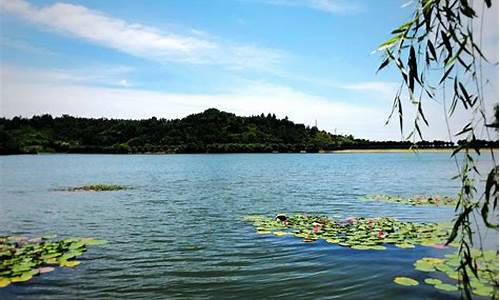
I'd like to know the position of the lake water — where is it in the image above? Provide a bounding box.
[0,153,497,299]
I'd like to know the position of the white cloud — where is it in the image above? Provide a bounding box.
[343,81,399,99]
[117,80,130,87]
[1,65,403,140]
[0,0,284,69]
[256,0,362,14]
[0,64,132,87]
[2,64,484,140]
[0,36,55,56]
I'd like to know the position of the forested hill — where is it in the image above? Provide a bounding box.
[0,108,493,154]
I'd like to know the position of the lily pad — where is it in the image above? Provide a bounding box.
[272,231,287,236]
[414,260,435,272]
[411,249,498,297]
[472,284,495,297]
[10,273,32,283]
[60,260,80,268]
[434,283,458,292]
[395,243,415,249]
[244,214,452,251]
[394,276,419,286]
[424,278,442,285]
[0,235,106,288]
[0,278,10,288]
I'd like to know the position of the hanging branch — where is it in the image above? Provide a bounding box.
[377,0,498,299]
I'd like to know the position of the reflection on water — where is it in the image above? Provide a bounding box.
[0,153,497,299]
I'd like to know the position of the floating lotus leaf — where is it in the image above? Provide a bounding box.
[10,273,32,283]
[420,257,444,265]
[45,258,59,265]
[414,261,435,272]
[41,253,61,260]
[395,243,415,249]
[257,230,271,235]
[350,245,371,250]
[394,276,419,286]
[411,249,498,297]
[435,264,454,274]
[272,231,287,236]
[0,278,10,288]
[434,283,458,292]
[424,278,442,285]
[325,238,339,244]
[472,284,495,297]
[0,235,106,288]
[69,241,85,249]
[244,213,451,250]
[368,245,386,250]
[60,260,80,268]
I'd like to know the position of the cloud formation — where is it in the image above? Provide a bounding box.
[257,0,361,14]
[1,65,398,140]
[0,0,284,69]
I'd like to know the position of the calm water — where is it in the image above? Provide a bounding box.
[0,153,497,299]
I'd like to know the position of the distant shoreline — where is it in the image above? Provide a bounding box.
[2,147,498,156]
[326,148,454,154]
[325,148,498,154]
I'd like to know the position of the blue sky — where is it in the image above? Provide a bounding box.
[1,0,498,140]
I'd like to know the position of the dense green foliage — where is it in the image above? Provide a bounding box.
[0,109,495,154]
[377,0,498,298]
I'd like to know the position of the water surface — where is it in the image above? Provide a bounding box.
[0,153,496,299]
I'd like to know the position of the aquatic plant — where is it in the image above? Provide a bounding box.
[65,184,128,192]
[244,214,451,249]
[412,250,498,298]
[0,235,107,288]
[362,194,458,207]
[394,276,419,286]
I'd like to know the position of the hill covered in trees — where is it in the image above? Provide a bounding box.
[0,109,495,154]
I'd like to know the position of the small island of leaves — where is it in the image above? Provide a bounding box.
[63,184,129,192]
[244,214,452,250]
[361,194,458,207]
[0,235,107,288]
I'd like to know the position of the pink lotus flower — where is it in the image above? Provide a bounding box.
[312,223,321,233]
[377,231,384,238]
[431,244,447,249]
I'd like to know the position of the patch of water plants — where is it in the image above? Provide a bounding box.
[63,184,128,192]
[393,249,498,298]
[0,235,107,288]
[361,194,458,207]
[244,214,452,250]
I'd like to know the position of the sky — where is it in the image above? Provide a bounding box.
[0,0,498,140]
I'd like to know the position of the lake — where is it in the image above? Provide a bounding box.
[0,153,497,299]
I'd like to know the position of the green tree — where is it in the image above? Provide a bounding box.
[378,0,498,298]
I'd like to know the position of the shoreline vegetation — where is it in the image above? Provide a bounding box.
[59,184,128,192]
[1,109,497,155]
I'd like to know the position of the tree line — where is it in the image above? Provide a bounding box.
[0,109,496,154]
